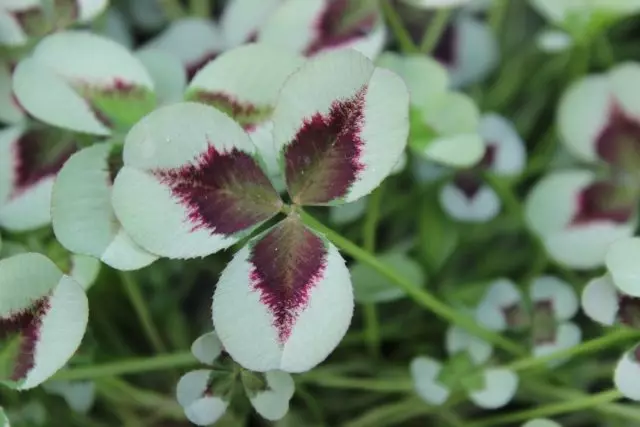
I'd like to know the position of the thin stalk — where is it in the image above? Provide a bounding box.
[362,186,384,357]
[189,0,211,18]
[295,384,328,427]
[595,35,616,67]
[379,0,418,53]
[53,352,195,381]
[438,409,466,427]
[466,389,622,427]
[99,377,185,419]
[489,0,509,34]
[527,380,640,421]
[508,328,640,372]
[300,210,524,356]
[97,384,146,427]
[119,272,166,353]
[569,42,591,81]
[362,305,380,358]
[299,372,412,392]
[344,397,434,427]
[363,186,383,254]
[158,0,186,19]
[420,9,452,54]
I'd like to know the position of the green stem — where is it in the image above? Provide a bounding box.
[438,409,466,427]
[362,304,380,358]
[299,371,412,392]
[295,383,327,427]
[119,272,166,353]
[300,210,524,356]
[158,0,186,20]
[363,187,383,252]
[97,383,146,427]
[595,35,616,67]
[488,0,509,34]
[379,0,418,53]
[344,397,434,427]
[466,389,622,427]
[52,352,195,381]
[519,128,556,181]
[508,328,640,372]
[362,186,384,358]
[98,377,185,419]
[189,0,211,18]
[526,381,640,421]
[569,42,591,81]
[420,9,452,54]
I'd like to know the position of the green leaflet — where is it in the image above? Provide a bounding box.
[76,84,156,132]
[241,370,269,398]
[437,352,486,392]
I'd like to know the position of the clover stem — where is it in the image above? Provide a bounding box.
[343,397,435,427]
[525,380,640,421]
[466,389,622,427]
[158,0,186,20]
[189,0,211,18]
[420,9,452,54]
[507,328,640,372]
[299,209,524,356]
[97,376,185,419]
[52,352,195,381]
[119,272,167,353]
[379,0,419,54]
[299,372,412,392]
[489,0,510,35]
[362,186,384,359]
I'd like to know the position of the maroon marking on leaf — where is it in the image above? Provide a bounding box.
[305,0,377,56]
[532,299,556,345]
[0,297,50,381]
[11,6,42,33]
[501,302,529,329]
[452,144,496,199]
[285,87,367,204]
[90,109,112,129]
[618,294,640,329]
[249,218,327,343]
[107,146,124,185]
[10,92,26,115]
[246,31,258,43]
[186,52,219,81]
[596,105,640,169]
[10,128,76,199]
[187,91,270,131]
[571,181,634,225]
[111,78,137,93]
[154,144,282,235]
[52,0,79,29]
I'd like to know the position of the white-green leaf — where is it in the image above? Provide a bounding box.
[0,253,88,390]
